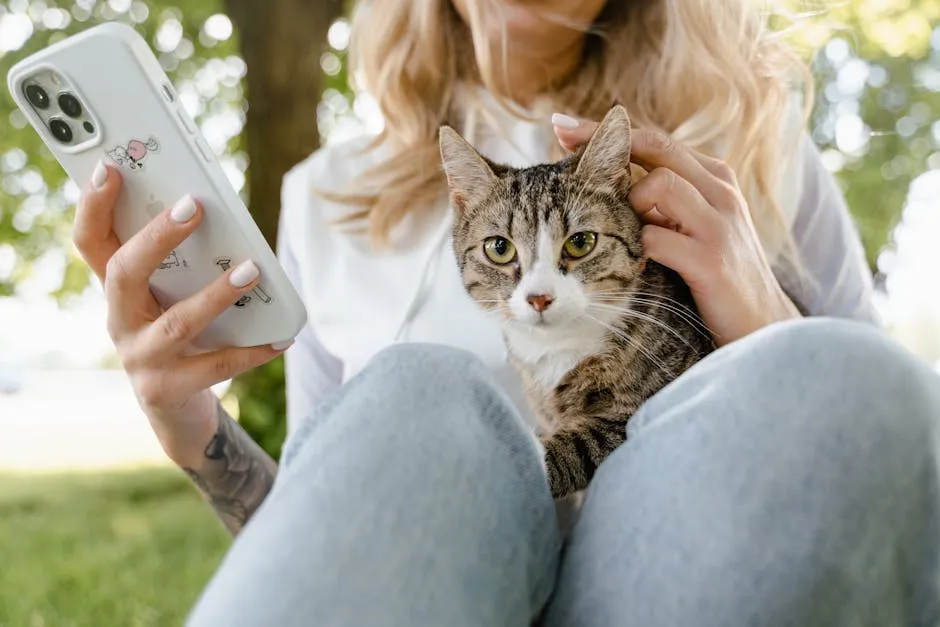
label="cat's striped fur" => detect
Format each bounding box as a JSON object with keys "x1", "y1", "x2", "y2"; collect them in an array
[{"x1": 440, "y1": 106, "x2": 715, "y2": 498}]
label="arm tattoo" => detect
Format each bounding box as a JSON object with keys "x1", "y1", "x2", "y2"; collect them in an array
[{"x1": 182, "y1": 399, "x2": 277, "y2": 536}]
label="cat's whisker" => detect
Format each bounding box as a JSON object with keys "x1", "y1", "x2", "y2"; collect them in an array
[
  {"x1": 590, "y1": 289, "x2": 710, "y2": 321},
  {"x1": 587, "y1": 304, "x2": 698, "y2": 351},
  {"x1": 592, "y1": 288, "x2": 692, "y2": 308},
  {"x1": 504, "y1": 319, "x2": 543, "y2": 334},
  {"x1": 624, "y1": 300, "x2": 712, "y2": 338},
  {"x1": 588, "y1": 289, "x2": 713, "y2": 337},
  {"x1": 584, "y1": 314, "x2": 675, "y2": 378},
  {"x1": 592, "y1": 296, "x2": 712, "y2": 339},
  {"x1": 471, "y1": 300, "x2": 515, "y2": 322},
  {"x1": 623, "y1": 289, "x2": 700, "y2": 311},
  {"x1": 596, "y1": 310, "x2": 701, "y2": 353},
  {"x1": 491, "y1": 307, "x2": 513, "y2": 319},
  {"x1": 617, "y1": 295, "x2": 713, "y2": 338}
]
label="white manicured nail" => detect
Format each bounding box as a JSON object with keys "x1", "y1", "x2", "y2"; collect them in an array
[
  {"x1": 229, "y1": 260, "x2": 259, "y2": 288},
  {"x1": 551, "y1": 113, "x2": 580, "y2": 129},
  {"x1": 170, "y1": 195, "x2": 197, "y2": 223},
  {"x1": 91, "y1": 160, "x2": 108, "y2": 189},
  {"x1": 271, "y1": 339, "x2": 295, "y2": 351}
]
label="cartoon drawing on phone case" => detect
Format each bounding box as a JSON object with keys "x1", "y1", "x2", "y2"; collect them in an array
[
  {"x1": 108, "y1": 136, "x2": 159, "y2": 170},
  {"x1": 158, "y1": 249, "x2": 189, "y2": 272},
  {"x1": 215, "y1": 257, "x2": 274, "y2": 307}
]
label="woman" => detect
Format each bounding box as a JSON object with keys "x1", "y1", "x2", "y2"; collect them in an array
[{"x1": 74, "y1": 1, "x2": 940, "y2": 625}]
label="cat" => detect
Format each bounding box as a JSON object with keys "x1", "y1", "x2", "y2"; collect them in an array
[{"x1": 439, "y1": 105, "x2": 715, "y2": 499}]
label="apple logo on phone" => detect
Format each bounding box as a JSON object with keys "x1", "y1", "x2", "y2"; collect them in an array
[
  {"x1": 146, "y1": 195, "x2": 189, "y2": 272},
  {"x1": 145, "y1": 196, "x2": 164, "y2": 219}
]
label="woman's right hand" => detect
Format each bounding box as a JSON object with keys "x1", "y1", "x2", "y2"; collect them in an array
[{"x1": 74, "y1": 161, "x2": 290, "y2": 468}]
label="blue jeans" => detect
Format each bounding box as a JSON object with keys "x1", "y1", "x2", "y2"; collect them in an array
[{"x1": 187, "y1": 319, "x2": 940, "y2": 626}]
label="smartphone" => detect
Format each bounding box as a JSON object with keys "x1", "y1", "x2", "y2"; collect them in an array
[{"x1": 6, "y1": 22, "x2": 307, "y2": 349}]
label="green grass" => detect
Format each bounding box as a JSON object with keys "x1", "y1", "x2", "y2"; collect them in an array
[{"x1": 0, "y1": 467, "x2": 230, "y2": 627}]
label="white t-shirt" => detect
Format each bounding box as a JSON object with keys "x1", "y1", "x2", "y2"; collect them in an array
[{"x1": 277, "y1": 95, "x2": 878, "y2": 435}]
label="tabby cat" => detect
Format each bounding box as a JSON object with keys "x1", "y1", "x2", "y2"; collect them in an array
[{"x1": 439, "y1": 105, "x2": 715, "y2": 499}]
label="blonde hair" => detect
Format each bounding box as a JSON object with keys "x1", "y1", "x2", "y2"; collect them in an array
[{"x1": 337, "y1": 0, "x2": 813, "y2": 263}]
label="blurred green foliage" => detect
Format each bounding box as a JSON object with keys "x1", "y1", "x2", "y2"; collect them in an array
[
  {"x1": 226, "y1": 348, "x2": 288, "y2": 459},
  {"x1": 792, "y1": 0, "x2": 940, "y2": 267}
]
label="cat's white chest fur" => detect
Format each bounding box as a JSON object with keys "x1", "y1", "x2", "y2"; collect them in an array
[{"x1": 504, "y1": 319, "x2": 611, "y2": 391}]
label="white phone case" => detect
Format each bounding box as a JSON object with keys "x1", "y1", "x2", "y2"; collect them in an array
[{"x1": 7, "y1": 22, "x2": 307, "y2": 349}]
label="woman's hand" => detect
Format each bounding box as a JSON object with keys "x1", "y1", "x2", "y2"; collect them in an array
[
  {"x1": 73, "y1": 161, "x2": 290, "y2": 467},
  {"x1": 553, "y1": 115, "x2": 801, "y2": 346}
]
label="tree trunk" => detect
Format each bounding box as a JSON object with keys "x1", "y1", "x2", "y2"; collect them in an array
[
  {"x1": 222, "y1": 0, "x2": 344, "y2": 461},
  {"x1": 224, "y1": 0, "x2": 344, "y2": 246}
]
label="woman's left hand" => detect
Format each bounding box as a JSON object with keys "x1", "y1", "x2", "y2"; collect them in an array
[{"x1": 553, "y1": 116, "x2": 801, "y2": 347}]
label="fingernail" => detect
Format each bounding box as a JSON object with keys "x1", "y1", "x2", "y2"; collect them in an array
[
  {"x1": 271, "y1": 339, "x2": 295, "y2": 351},
  {"x1": 229, "y1": 259, "x2": 259, "y2": 288},
  {"x1": 170, "y1": 195, "x2": 197, "y2": 223},
  {"x1": 551, "y1": 113, "x2": 580, "y2": 129},
  {"x1": 91, "y1": 160, "x2": 108, "y2": 189}
]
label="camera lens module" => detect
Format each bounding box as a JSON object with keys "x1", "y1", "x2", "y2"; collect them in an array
[
  {"x1": 25, "y1": 84, "x2": 50, "y2": 110},
  {"x1": 49, "y1": 118, "x2": 74, "y2": 144},
  {"x1": 58, "y1": 93, "x2": 83, "y2": 118}
]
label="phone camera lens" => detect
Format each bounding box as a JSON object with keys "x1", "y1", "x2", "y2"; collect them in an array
[
  {"x1": 58, "y1": 93, "x2": 83, "y2": 118},
  {"x1": 25, "y1": 84, "x2": 50, "y2": 110},
  {"x1": 49, "y1": 119, "x2": 73, "y2": 144}
]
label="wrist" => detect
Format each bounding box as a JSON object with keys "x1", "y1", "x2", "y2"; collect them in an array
[{"x1": 148, "y1": 392, "x2": 221, "y2": 469}]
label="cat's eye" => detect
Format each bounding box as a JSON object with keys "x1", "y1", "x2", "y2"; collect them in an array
[
  {"x1": 563, "y1": 232, "x2": 597, "y2": 259},
  {"x1": 483, "y1": 236, "x2": 517, "y2": 265}
]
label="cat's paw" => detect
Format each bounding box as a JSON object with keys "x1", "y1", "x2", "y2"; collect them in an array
[{"x1": 534, "y1": 432, "x2": 565, "y2": 498}]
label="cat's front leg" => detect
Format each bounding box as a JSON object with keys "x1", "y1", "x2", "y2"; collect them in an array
[
  {"x1": 538, "y1": 361, "x2": 632, "y2": 497},
  {"x1": 539, "y1": 417, "x2": 628, "y2": 499}
]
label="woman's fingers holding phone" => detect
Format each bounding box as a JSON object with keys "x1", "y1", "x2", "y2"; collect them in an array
[
  {"x1": 130, "y1": 262, "x2": 287, "y2": 412},
  {"x1": 74, "y1": 160, "x2": 123, "y2": 281},
  {"x1": 142, "y1": 259, "x2": 261, "y2": 355},
  {"x1": 130, "y1": 342, "x2": 285, "y2": 415},
  {"x1": 73, "y1": 167, "x2": 287, "y2": 452},
  {"x1": 103, "y1": 195, "x2": 203, "y2": 334},
  {"x1": 106, "y1": 195, "x2": 202, "y2": 293},
  {"x1": 177, "y1": 343, "x2": 291, "y2": 397}
]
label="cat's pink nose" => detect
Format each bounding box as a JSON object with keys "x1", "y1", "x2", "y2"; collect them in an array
[{"x1": 527, "y1": 293, "x2": 554, "y2": 313}]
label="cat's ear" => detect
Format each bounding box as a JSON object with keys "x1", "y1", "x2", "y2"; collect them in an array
[
  {"x1": 573, "y1": 105, "x2": 632, "y2": 193},
  {"x1": 439, "y1": 125, "x2": 498, "y2": 213}
]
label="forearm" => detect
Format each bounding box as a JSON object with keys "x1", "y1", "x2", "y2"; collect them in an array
[{"x1": 180, "y1": 398, "x2": 278, "y2": 535}]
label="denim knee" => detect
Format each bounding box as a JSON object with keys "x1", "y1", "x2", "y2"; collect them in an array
[
  {"x1": 747, "y1": 316, "x2": 893, "y2": 360},
  {"x1": 746, "y1": 318, "x2": 938, "y2": 408},
  {"x1": 367, "y1": 342, "x2": 491, "y2": 391},
  {"x1": 634, "y1": 317, "x2": 940, "y2": 460},
  {"x1": 282, "y1": 342, "x2": 533, "y2": 470}
]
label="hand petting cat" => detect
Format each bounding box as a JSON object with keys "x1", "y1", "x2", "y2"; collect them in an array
[{"x1": 552, "y1": 114, "x2": 802, "y2": 347}]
